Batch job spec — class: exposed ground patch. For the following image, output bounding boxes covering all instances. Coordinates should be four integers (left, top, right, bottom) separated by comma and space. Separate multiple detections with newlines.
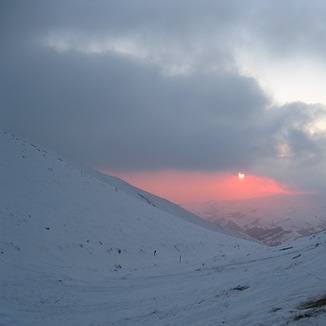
293, 295, 326, 321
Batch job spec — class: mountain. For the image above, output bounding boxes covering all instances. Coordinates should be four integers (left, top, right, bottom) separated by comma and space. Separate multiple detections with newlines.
1, 130, 326, 325
191, 194, 326, 246
0, 130, 256, 277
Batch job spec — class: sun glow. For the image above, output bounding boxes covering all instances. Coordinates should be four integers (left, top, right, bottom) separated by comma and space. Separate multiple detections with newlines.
238, 172, 245, 179
102, 170, 297, 205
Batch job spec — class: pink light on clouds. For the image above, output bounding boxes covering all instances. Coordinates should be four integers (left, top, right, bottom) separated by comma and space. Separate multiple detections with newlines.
102, 170, 297, 206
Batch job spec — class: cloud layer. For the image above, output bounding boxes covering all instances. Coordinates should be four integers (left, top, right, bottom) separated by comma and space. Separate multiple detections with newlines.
1, 0, 326, 193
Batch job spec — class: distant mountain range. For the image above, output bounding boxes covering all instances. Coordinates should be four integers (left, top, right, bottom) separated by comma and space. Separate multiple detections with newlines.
191, 194, 326, 245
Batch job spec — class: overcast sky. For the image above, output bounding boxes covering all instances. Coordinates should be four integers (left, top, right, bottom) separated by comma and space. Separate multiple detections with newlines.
2, 0, 326, 195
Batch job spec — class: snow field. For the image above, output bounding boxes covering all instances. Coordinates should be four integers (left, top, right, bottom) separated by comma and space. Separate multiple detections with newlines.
1, 130, 326, 325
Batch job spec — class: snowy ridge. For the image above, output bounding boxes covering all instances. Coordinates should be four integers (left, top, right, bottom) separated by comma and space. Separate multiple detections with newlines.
0, 130, 257, 277
84, 168, 255, 242
1, 130, 326, 325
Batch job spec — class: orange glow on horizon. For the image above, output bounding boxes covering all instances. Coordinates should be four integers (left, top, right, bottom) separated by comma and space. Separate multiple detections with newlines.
101, 170, 298, 206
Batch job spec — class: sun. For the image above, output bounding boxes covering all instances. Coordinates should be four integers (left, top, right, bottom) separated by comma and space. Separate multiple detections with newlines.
238, 172, 245, 180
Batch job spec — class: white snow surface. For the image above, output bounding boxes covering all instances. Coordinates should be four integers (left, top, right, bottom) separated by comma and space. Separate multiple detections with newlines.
191, 195, 326, 245
1, 130, 326, 325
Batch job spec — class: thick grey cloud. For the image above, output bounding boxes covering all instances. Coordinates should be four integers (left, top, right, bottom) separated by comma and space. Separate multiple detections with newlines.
252, 102, 326, 190
1, 0, 326, 193
246, 0, 326, 57
0, 44, 268, 170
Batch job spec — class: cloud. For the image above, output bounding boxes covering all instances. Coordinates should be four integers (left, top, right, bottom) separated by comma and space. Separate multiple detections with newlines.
244, 0, 326, 58
1, 0, 326, 194
0, 44, 269, 170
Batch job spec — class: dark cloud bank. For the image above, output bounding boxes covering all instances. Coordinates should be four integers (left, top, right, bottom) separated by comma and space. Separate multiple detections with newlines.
1, 0, 326, 193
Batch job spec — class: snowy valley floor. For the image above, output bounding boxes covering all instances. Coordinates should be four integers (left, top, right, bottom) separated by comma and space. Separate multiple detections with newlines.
1, 231, 326, 326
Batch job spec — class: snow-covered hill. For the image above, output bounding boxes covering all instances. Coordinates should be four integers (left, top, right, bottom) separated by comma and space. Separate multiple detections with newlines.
192, 195, 326, 245
0, 130, 256, 276
1, 130, 326, 325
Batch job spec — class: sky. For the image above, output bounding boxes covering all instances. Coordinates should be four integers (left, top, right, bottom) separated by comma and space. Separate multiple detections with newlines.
2, 0, 326, 205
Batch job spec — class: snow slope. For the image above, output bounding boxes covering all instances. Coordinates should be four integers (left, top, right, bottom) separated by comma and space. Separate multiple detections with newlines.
1, 130, 326, 325
192, 195, 326, 245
